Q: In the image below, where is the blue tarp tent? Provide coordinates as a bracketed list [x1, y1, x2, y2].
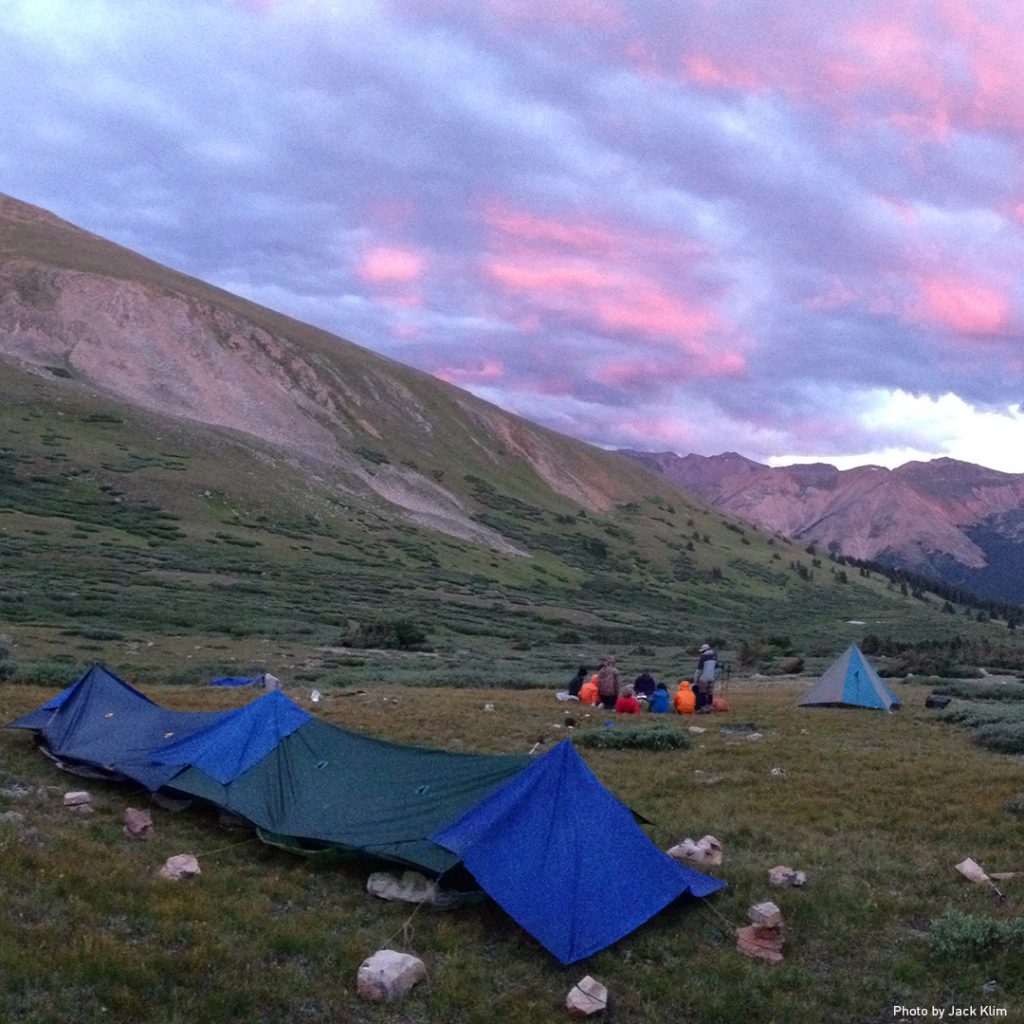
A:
[10, 665, 725, 962]
[434, 740, 725, 963]
[797, 643, 901, 710]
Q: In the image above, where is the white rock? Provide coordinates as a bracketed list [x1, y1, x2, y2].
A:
[123, 807, 153, 839]
[367, 870, 454, 908]
[667, 834, 723, 866]
[749, 901, 783, 928]
[356, 949, 426, 1002]
[63, 791, 91, 807]
[768, 865, 807, 887]
[158, 854, 201, 880]
[566, 975, 608, 1017]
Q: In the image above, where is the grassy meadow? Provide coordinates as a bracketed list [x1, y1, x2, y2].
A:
[3, 674, 1024, 1024]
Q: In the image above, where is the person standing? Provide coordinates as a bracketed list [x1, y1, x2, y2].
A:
[694, 643, 717, 713]
[596, 656, 620, 710]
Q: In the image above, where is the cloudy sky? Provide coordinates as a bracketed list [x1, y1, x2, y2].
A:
[4, 0, 1024, 471]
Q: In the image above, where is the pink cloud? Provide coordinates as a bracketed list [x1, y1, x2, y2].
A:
[914, 275, 1011, 335]
[483, 204, 625, 254]
[487, 259, 617, 294]
[595, 289, 717, 347]
[434, 359, 505, 385]
[358, 245, 426, 284]
[672, 4, 1024, 140]
[683, 54, 766, 93]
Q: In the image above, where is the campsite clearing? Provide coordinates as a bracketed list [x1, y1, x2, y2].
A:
[2, 675, 1023, 1023]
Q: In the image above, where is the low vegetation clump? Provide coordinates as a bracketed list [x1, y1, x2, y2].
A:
[932, 680, 1024, 701]
[572, 721, 690, 750]
[972, 721, 1024, 754]
[936, 702, 1024, 728]
[931, 909, 1024, 958]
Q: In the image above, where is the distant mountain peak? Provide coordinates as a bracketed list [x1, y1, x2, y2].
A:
[619, 447, 1024, 605]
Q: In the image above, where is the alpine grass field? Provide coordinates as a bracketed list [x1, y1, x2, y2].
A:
[3, 676, 1024, 1023]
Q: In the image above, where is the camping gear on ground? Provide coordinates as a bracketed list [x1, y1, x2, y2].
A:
[210, 673, 280, 690]
[712, 675, 730, 712]
[9, 664, 725, 964]
[797, 644, 901, 710]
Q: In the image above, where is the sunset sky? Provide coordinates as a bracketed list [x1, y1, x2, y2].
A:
[5, 0, 1024, 470]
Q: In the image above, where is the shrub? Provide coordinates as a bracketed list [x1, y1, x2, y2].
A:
[931, 909, 1024, 958]
[573, 722, 690, 751]
[973, 722, 1024, 754]
[935, 681, 1024, 701]
[1005, 794, 1024, 815]
[343, 617, 430, 651]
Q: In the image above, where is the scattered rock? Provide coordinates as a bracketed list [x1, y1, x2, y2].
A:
[566, 975, 608, 1017]
[63, 791, 93, 814]
[737, 901, 785, 963]
[0, 782, 35, 800]
[158, 854, 201, 880]
[667, 834, 723, 866]
[746, 732, 763, 742]
[367, 870, 455, 908]
[769, 767, 787, 778]
[356, 949, 427, 1002]
[687, 726, 706, 734]
[151, 792, 192, 813]
[749, 901, 782, 928]
[768, 865, 807, 887]
[123, 807, 153, 840]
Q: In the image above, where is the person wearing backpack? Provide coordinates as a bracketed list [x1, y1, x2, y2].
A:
[694, 643, 717, 713]
[596, 656, 620, 710]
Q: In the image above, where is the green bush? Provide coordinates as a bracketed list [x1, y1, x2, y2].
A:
[1005, 794, 1024, 815]
[973, 722, 1024, 754]
[343, 617, 431, 651]
[573, 721, 690, 751]
[935, 680, 1024, 701]
[931, 909, 1024, 958]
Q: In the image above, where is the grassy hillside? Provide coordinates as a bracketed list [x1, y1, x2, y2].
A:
[3, 355, 1024, 688]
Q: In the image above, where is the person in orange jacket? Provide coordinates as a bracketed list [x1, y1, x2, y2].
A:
[579, 675, 599, 706]
[673, 679, 696, 714]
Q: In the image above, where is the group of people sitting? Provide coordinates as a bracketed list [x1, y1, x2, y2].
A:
[566, 644, 721, 715]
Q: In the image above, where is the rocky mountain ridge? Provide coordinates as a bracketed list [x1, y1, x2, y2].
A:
[621, 449, 1024, 604]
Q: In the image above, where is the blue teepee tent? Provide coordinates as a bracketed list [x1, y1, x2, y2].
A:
[798, 643, 900, 710]
[433, 740, 724, 963]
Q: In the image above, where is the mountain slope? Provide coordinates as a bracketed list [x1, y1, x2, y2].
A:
[622, 450, 1024, 605]
[1, 194, 1019, 683]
